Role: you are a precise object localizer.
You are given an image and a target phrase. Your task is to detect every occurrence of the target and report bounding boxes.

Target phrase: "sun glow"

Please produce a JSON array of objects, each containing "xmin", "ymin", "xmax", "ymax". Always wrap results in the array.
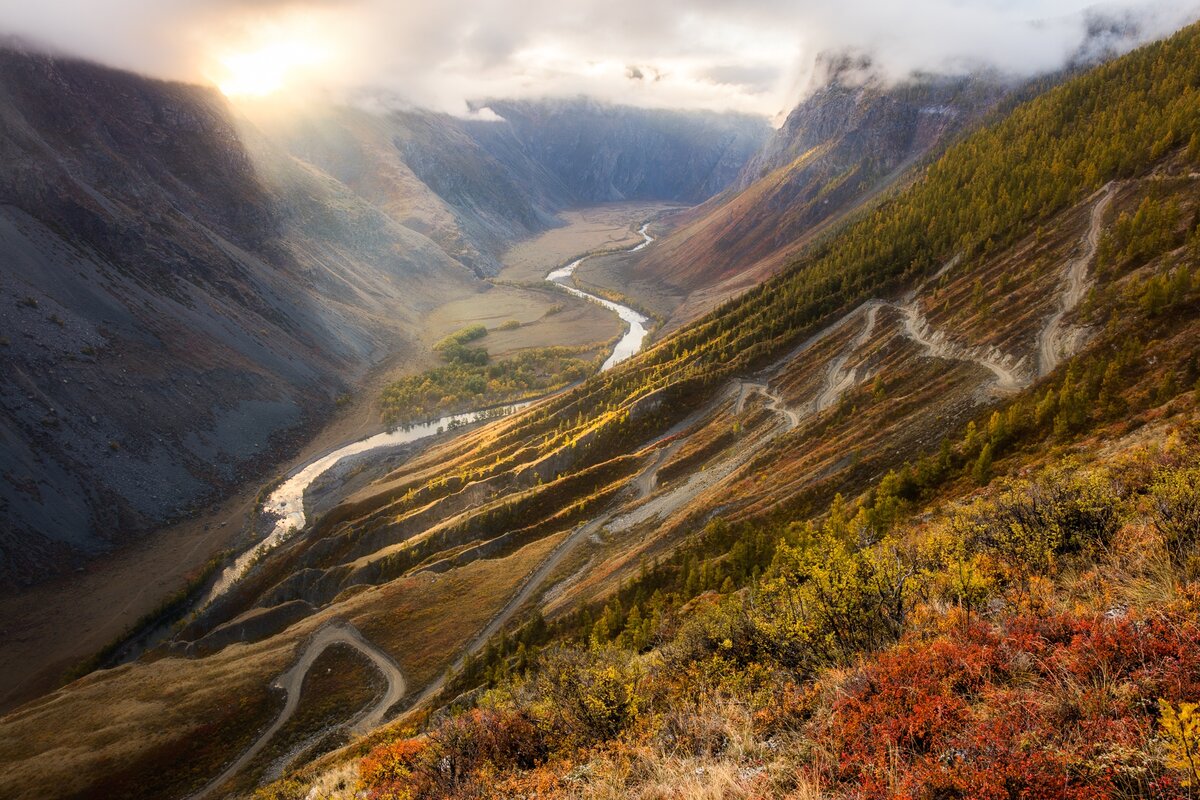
[{"xmin": 208, "ymin": 21, "xmax": 333, "ymax": 99}]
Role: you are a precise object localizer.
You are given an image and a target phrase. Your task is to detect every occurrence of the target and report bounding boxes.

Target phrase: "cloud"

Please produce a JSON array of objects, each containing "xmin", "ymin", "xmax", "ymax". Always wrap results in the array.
[
  {"xmin": 3, "ymin": 0, "xmax": 1199, "ymax": 120},
  {"xmin": 702, "ymin": 64, "xmax": 782, "ymax": 93}
]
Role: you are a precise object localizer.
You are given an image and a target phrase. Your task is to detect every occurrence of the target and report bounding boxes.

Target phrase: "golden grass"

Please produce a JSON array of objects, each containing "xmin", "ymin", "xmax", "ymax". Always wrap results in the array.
[
  {"xmin": 348, "ymin": 533, "xmax": 563, "ymax": 689},
  {"xmin": 0, "ymin": 624, "xmax": 297, "ymax": 799},
  {"xmin": 551, "ymin": 700, "xmax": 819, "ymax": 800}
]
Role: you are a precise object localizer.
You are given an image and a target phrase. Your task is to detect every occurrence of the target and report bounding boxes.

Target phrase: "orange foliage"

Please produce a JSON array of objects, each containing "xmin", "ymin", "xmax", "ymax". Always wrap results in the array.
[{"xmin": 820, "ymin": 609, "xmax": 1200, "ymax": 799}]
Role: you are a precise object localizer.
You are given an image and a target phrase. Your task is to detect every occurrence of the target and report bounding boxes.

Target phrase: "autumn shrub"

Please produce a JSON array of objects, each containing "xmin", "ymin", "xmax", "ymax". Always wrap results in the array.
[
  {"xmin": 1159, "ymin": 700, "xmax": 1200, "ymax": 790},
  {"xmin": 359, "ymin": 709, "xmax": 547, "ymax": 800},
  {"xmin": 751, "ymin": 682, "xmax": 821, "ymax": 739},
  {"xmin": 660, "ymin": 596, "xmax": 762, "ymax": 673},
  {"xmin": 956, "ymin": 466, "xmax": 1124, "ymax": 587},
  {"xmin": 360, "ymin": 738, "xmax": 426, "ymax": 800},
  {"xmin": 1043, "ymin": 466, "xmax": 1126, "ymax": 554},
  {"xmin": 1150, "ymin": 468, "xmax": 1200, "ymax": 571},
  {"xmin": 925, "ymin": 524, "xmax": 996, "ymax": 624},
  {"xmin": 820, "ymin": 608, "xmax": 1200, "ymax": 799},
  {"xmin": 423, "ymin": 708, "xmax": 547, "ymax": 792},
  {"xmin": 524, "ymin": 645, "xmax": 649, "ymax": 746},
  {"xmin": 752, "ymin": 531, "xmax": 920, "ymax": 672}
]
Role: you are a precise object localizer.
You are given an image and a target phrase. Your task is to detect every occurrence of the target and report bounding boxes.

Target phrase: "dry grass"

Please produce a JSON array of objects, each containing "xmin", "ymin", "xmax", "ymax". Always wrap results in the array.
[
  {"xmin": 0, "ymin": 530, "xmax": 563, "ymax": 800},
  {"xmin": 424, "ymin": 283, "xmax": 619, "ymax": 359},
  {"xmin": 303, "ymin": 762, "xmax": 359, "ymax": 799},
  {"xmin": 0, "ymin": 624, "xmax": 297, "ymax": 799},
  {"xmin": 557, "ymin": 700, "xmax": 817, "ymax": 800},
  {"xmin": 345, "ymin": 533, "xmax": 563, "ymax": 690}
]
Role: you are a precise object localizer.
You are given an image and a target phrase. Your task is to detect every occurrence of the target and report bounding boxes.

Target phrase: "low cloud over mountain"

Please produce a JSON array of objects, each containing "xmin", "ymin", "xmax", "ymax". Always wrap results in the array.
[{"xmin": 5, "ymin": 1, "xmax": 1200, "ymax": 118}]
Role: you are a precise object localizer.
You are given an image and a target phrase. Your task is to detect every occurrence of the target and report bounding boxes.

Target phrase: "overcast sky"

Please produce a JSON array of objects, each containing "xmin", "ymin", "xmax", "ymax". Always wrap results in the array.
[{"xmin": 3, "ymin": 0, "xmax": 1198, "ymax": 119}]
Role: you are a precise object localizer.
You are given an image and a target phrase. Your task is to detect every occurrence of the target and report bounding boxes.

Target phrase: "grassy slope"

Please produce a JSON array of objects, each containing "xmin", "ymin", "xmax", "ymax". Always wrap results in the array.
[{"xmin": 344, "ymin": 408, "xmax": 1200, "ymax": 800}]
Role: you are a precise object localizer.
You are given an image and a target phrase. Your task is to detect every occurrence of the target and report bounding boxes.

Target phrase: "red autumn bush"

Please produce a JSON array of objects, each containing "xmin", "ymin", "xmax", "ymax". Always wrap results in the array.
[
  {"xmin": 426, "ymin": 707, "xmax": 547, "ymax": 781},
  {"xmin": 360, "ymin": 708, "xmax": 547, "ymax": 800},
  {"xmin": 821, "ymin": 609, "xmax": 1200, "ymax": 799},
  {"xmin": 360, "ymin": 738, "xmax": 427, "ymax": 800}
]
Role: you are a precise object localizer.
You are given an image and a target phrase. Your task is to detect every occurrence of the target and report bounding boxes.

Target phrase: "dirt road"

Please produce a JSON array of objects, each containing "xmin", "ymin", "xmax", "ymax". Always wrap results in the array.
[
  {"xmin": 897, "ymin": 300, "xmax": 1024, "ymax": 391},
  {"xmin": 190, "ymin": 622, "xmax": 405, "ymax": 800},
  {"xmin": 1038, "ymin": 184, "xmax": 1116, "ymax": 376},
  {"xmin": 814, "ymin": 303, "xmax": 881, "ymax": 413}
]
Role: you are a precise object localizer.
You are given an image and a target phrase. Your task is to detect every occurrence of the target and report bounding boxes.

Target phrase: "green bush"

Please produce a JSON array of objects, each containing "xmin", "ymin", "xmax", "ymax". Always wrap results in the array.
[
  {"xmin": 752, "ymin": 530, "xmax": 918, "ymax": 672},
  {"xmin": 525, "ymin": 646, "xmax": 647, "ymax": 745},
  {"xmin": 1151, "ymin": 467, "xmax": 1200, "ymax": 570}
]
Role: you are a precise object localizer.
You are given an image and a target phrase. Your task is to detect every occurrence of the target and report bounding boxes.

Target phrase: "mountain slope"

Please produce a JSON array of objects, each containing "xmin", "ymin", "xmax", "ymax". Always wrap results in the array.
[
  {"xmin": 582, "ymin": 65, "xmax": 1008, "ymax": 329},
  {"xmin": 240, "ymin": 104, "xmax": 570, "ymax": 277},
  {"xmin": 0, "ymin": 50, "xmax": 485, "ymax": 587},
  {"xmin": 477, "ymin": 98, "xmax": 771, "ymax": 204}
]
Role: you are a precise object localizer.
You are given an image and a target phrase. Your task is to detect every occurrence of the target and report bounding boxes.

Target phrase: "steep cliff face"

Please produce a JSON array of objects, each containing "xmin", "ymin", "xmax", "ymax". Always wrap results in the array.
[
  {"xmin": 625, "ymin": 64, "xmax": 1007, "ymax": 327},
  {"xmin": 475, "ymin": 98, "xmax": 771, "ymax": 204},
  {"xmin": 0, "ymin": 51, "xmax": 477, "ymax": 586}
]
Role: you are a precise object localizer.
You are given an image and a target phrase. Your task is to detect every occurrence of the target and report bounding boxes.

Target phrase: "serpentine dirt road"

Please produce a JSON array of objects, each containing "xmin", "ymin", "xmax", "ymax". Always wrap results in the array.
[
  {"xmin": 190, "ymin": 622, "xmax": 404, "ymax": 800},
  {"xmin": 383, "ymin": 187, "xmax": 1122, "ymax": 730},
  {"xmin": 813, "ymin": 303, "xmax": 882, "ymax": 413},
  {"xmin": 408, "ymin": 511, "xmax": 612, "ymax": 709},
  {"xmin": 1038, "ymin": 183, "xmax": 1117, "ymax": 376},
  {"xmin": 410, "ymin": 377, "xmax": 801, "ymax": 709},
  {"xmin": 485, "ymin": 188, "xmax": 1123, "ymax": 673},
  {"xmin": 898, "ymin": 299, "xmax": 1024, "ymax": 391}
]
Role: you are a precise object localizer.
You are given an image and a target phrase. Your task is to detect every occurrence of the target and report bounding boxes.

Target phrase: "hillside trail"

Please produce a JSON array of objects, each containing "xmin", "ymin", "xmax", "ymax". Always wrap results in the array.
[
  {"xmin": 1038, "ymin": 183, "xmax": 1117, "ymax": 376},
  {"xmin": 895, "ymin": 299, "xmax": 1024, "ymax": 391},
  {"xmin": 408, "ymin": 376, "xmax": 802, "ymax": 712},
  {"xmin": 812, "ymin": 304, "xmax": 881, "ymax": 413},
  {"xmin": 611, "ymin": 258, "xmax": 1047, "ymax": 535},
  {"xmin": 634, "ymin": 441, "xmax": 684, "ymax": 498},
  {"xmin": 606, "ymin": 378, "xmax": 799, "ymax": 536},
  {"xmin": 407, "ymin": 510, "xmax": 611, "ymax": 710},
  {"xmin": 480, "ymin": 184, "xmax": 1125, "ymax": 693},
  {"xmin": 736, "ymin": 380, "xmax": 800, "ymax": 429},
  {"xmin": 307, "ymin": 207, "xmax": 1085, "ymax": 735},
  {"xmin": 190, "ymin": 622, "xmax": 405, "ymax": 800}
]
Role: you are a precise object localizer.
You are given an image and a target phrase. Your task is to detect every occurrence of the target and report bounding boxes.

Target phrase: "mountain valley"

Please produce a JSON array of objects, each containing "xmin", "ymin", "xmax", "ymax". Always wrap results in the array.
[{"xmin": 2, "ymin": 10, "xmax": 1200, "ymax": 800}]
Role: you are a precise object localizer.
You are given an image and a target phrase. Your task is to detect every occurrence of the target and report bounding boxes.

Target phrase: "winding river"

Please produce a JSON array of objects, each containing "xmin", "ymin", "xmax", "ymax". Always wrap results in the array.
[
  {"xmin": 547, "ymin": 222, "xmax": 653, "ymax": 370},
  {"xmin": 198, "ymin": 221, "xmax": 656, "ymax": 607}
]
